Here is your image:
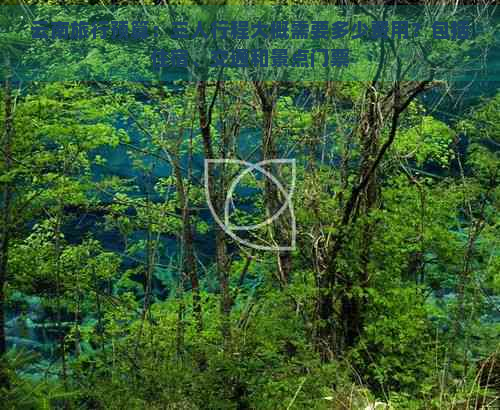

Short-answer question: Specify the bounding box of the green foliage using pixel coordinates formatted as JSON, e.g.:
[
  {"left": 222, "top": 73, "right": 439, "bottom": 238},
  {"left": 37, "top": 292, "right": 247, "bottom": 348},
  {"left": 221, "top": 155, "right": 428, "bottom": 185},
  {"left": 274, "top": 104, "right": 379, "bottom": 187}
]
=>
[
  {"left": 352, "top": 287, "right": 437, "bottom": 394},
  {"left": 397, "top": 114, "right": 455, "bottom": 167},
  {"left": 1, "top": 17, "right": 499, "bottom": 407}
]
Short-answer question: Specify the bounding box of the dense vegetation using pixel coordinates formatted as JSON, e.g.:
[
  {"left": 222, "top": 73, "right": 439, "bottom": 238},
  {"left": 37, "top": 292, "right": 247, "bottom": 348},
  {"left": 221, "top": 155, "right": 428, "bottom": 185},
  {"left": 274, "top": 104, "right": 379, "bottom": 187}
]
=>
[{"left": 0, "top": 1, "right": 499, "bottom": 409}]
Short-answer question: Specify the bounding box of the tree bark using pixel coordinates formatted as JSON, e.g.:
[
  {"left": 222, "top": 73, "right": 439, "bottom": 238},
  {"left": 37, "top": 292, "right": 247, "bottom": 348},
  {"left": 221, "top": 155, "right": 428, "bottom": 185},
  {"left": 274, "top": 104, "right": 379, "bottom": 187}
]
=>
[
  {"left": 173, "top": 152, "right": 202, "bottom": 332},
  {"left": 254, "top": 81, "right": 293, "bottom": 286},
  {"left": 340, "top": 87, "right": 381, "bottom": 349},
  {"left": 197, "top": 81, "right": 231, "bottom": 345}
]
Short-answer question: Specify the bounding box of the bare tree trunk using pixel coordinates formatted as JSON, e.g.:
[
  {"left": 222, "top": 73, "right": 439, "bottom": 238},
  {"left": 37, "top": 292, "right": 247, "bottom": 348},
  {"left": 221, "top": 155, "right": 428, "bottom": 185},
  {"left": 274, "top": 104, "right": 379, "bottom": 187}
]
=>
[
  {"left": 197, "top": 81, "right": 231, "bottom": 346},
  {"left": 143, "top": 187, "right": 154, "bottom": 316},
  {"left": 135, "top": 182, "right": 155, "bottom": 362},
  {"left": 173, "top": 152, "right": 202, "bottom": 332},
  {"left": 254, "top": 81, "right": 292, "bottom": 286},
  {"left": 175, "top": 270, "right": 186, "bottom": 359}
]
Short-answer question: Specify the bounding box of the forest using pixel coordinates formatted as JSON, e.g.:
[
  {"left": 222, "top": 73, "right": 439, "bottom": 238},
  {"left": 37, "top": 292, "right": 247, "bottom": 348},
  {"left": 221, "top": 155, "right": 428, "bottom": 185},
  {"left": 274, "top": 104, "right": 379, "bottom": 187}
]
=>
[{"left": 0, "top": 1, "right": 499, "bottom": 409}]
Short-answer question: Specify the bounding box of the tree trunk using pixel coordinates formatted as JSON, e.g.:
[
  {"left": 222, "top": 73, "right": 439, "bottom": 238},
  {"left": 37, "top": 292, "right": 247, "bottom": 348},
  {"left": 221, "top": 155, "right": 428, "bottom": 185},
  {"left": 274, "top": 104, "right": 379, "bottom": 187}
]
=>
[
  {"left": 197, "top": 81, "right": 231, "bottom": 346},
  {"left": 315, "top": 268, "right": 338, "bottom": 361},
  {"left": 340, "top": 89, "right": 380, "bottom": 349},
  {"left": 173, "top": 155, "right": 202, "bottom": 332},
  {"left": 254, "top": 82, "right": 292, "bottom": 286}
]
